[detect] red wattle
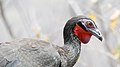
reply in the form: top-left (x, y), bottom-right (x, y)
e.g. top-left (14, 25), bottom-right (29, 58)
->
top-left (74, 24), bottom-right (92, 44)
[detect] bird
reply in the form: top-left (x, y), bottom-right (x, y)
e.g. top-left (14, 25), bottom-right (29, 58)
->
top-left (0, 16), bottom-right (102, 67)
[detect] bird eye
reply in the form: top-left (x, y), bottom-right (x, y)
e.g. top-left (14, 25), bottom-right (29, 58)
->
top-left (86, 21), bottom-right (94, 28)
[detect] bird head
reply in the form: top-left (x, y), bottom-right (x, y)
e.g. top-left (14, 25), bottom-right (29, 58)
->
top-left (73, 16), bottom-right (102, 44)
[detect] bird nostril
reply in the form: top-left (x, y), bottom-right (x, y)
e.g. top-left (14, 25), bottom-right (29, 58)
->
top-left (98, 32), bottom-right (100, 35)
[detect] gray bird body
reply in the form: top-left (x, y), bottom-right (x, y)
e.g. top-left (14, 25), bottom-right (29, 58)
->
top-left (0, 38), bottom-right (61, 67)
top-left (0, 37), bottom-right (81, 67)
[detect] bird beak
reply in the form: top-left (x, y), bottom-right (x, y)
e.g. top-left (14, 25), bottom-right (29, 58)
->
top-left (88, 29), bottom-right (103, 41)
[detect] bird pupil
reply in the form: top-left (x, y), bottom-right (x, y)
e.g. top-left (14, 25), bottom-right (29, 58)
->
top-left (89, 23), bottom-right (92, 26)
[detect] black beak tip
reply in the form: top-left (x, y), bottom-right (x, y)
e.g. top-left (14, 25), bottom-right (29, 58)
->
top-left (99, 37), bottom-right (103, 41)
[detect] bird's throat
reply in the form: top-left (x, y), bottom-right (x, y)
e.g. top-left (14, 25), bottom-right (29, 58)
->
top-left (74, 24), bottom-right (92, 44)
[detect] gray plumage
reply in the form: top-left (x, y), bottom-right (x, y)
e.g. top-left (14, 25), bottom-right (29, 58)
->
top-left (0, 39), bottom-right (61, 67)
top-left (0, 36), bottom-right (80, 67)
top-left (0, 16), bottom-right (102, 67)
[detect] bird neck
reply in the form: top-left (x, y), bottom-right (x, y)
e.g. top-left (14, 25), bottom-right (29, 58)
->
top-left (62, 33), bottom-right (81, 66)
top-left (61, 23), bottom-right (81, 66)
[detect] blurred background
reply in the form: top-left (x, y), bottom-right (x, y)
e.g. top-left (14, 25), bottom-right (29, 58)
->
top-left (0, 0), bottom-right (120, 67)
